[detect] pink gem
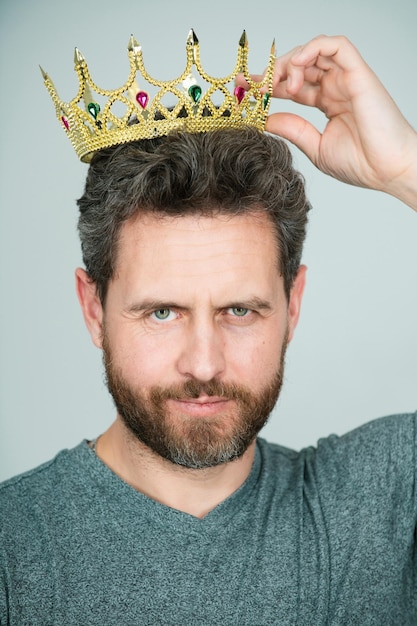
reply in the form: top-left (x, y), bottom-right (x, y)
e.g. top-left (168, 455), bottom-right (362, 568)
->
top-left (61, 116), bottom-right (70, 131)
top-left (136, 91), bottom-right (149, 109)
top-left (234, 86), bottom-right (246, 104)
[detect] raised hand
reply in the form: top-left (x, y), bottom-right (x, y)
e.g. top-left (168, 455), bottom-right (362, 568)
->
top-left (244, 35), bottom-right (417, 209)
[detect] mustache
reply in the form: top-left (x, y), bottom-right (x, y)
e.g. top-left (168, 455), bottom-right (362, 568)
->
top-left (150, 378), bottom-right (252, 403)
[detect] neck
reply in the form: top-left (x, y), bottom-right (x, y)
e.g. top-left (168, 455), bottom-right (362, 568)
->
top-left (94, 417), bottom-right (256, 519)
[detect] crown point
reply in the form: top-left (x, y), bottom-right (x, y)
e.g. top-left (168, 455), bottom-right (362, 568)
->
top-left (74, 47), bottom-right (85, 65)
top-left (39, 65), bottom-right (48, 80)
top-left (239, 30), bottom-right (248, 48)
top-left (271, 38), bottom-right (276, 56)
top-left (187, 29), bottom-right (199, 46)
top-left (128, 35), bottom-right (141, 53)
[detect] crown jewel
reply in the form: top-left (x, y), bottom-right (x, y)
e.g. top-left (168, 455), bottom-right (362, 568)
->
top-left (41, 31), bottom-right (275, 163)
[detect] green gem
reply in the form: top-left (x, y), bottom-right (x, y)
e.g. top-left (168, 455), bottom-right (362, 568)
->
top-left (262, 93), bottom-right (270, 110)
top-left (87, 102), bottom-right (100, 119)
top-left (188, 85), bottom-right (202, 104)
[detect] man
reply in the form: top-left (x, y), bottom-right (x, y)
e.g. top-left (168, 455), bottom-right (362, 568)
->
top-left (1, 35), bottom-right (416, 624)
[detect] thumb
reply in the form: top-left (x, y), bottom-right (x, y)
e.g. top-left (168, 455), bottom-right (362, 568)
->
top-left (266, 112), bottom-right (321, 165)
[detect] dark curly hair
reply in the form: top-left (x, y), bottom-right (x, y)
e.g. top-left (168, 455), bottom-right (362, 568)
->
top-left (77, 127), bottom-right (311, 304)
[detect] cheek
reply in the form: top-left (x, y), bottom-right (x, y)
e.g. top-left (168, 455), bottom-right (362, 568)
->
top-left (255, 336), bottom-right (285, 370)
top-left (114, 330), bottom-right (182, 385)
top-left (225, 325), bottom-right (286, 386)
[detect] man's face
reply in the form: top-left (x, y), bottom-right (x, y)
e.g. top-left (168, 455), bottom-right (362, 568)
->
top-left (83, 211), bottom-right (305, 468)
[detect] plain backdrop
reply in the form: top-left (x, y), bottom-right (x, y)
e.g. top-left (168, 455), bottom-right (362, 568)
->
top-left (0, 0), bottom-right (416, 481)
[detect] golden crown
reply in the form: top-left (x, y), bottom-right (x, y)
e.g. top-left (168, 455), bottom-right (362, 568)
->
top-left (41, 31), bottom-right (275, 163)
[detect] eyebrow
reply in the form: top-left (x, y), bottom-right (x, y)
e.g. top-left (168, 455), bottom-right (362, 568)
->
top-left (227, 296), bottom-right (273, 311)
top-left (125, 300), bottom-right (182, 315)
top-left (125, 296), bottom-right (273, 315)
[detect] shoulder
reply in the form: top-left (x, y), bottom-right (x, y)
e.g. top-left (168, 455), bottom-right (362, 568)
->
top-left (0, 442), bottom-right (86, 490)
top-left (306, 412), bottom-right (417, 526)
top-left (258, 413), bottom-right (416, 516)
top-left (260, 411), bottom-right (416, 472)
top-left (313, 412), bottom-right (416, 480)
top-left (0, 443), bottom-right (89, 531)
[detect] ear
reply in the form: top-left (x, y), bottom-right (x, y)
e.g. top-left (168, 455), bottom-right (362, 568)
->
top-left (75, 268), bottom-right (104, 348)
top-left (287, 265), bottom-right (307, 343)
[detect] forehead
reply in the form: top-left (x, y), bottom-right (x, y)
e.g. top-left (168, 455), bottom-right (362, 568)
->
top-left (116, 210), bottom-right (280, 276)
top-left (106, 211), bottom-right (285, 306)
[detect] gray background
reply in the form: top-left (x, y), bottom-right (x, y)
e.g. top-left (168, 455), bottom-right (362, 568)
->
top-left (0, 0), bottom-right (416, 481)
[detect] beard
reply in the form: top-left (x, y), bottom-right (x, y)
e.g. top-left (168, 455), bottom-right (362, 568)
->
top-left (102, 331), bottom-right (288, 469)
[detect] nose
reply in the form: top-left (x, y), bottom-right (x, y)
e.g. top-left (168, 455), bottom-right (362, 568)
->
top-left (176, 317), bottom-right (226, 382)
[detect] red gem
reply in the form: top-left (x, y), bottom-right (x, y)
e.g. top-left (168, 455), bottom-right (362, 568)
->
top-left (234, 86), bottom-right (246, 104)
top-left (136, 91), bottom-right (149, 109)
top-left (61, 116), bottom-right (70, 131)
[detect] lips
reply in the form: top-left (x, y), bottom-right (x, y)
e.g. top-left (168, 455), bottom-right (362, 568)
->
top-left (180, 395), bottom-right (225, 404)
top-left (166, 397), bottom-right (232, 417)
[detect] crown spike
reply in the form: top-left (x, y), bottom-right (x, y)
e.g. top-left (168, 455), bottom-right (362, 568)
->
top-left (186, 29), bottom-right (199, 65)
top-left (239, 30), bottom-right (248, 48)
top-left (270, 38), bottom-right (276, 56)
top-left (39, 65), bottom-right (48, 80)
top-left (128, 34), bottom-right (141, 53)
top-left (74, 48), bottom-right (85, 65)
top-left (187, 29), bottom-right (199, 46)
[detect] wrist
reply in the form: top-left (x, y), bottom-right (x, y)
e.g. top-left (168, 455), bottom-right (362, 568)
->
top-left (383, 130), bottom-right (417, 212)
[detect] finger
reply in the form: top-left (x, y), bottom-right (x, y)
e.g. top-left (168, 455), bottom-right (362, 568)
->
top-left (290, 35), bottom-right (363, 73)
top-left (272, 45), bottom-right (303, 79)
top-left (271, 80), bottom-right (322, 108)
top-left (272, 45), bottom-right (329, 92)
top-left (285, 64), bottom-right (311, 95)
top-left (266, 112), bottom-right (321, 165)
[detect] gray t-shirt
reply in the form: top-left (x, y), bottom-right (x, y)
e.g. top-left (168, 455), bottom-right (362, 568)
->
top-left (1, 413), bottom-right (416, 625)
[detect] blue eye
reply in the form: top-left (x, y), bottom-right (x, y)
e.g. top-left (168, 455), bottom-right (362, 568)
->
top-left (230, 307), bottom-right (249, 317)
top-left (152, 308), bottom-right (174, 321)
